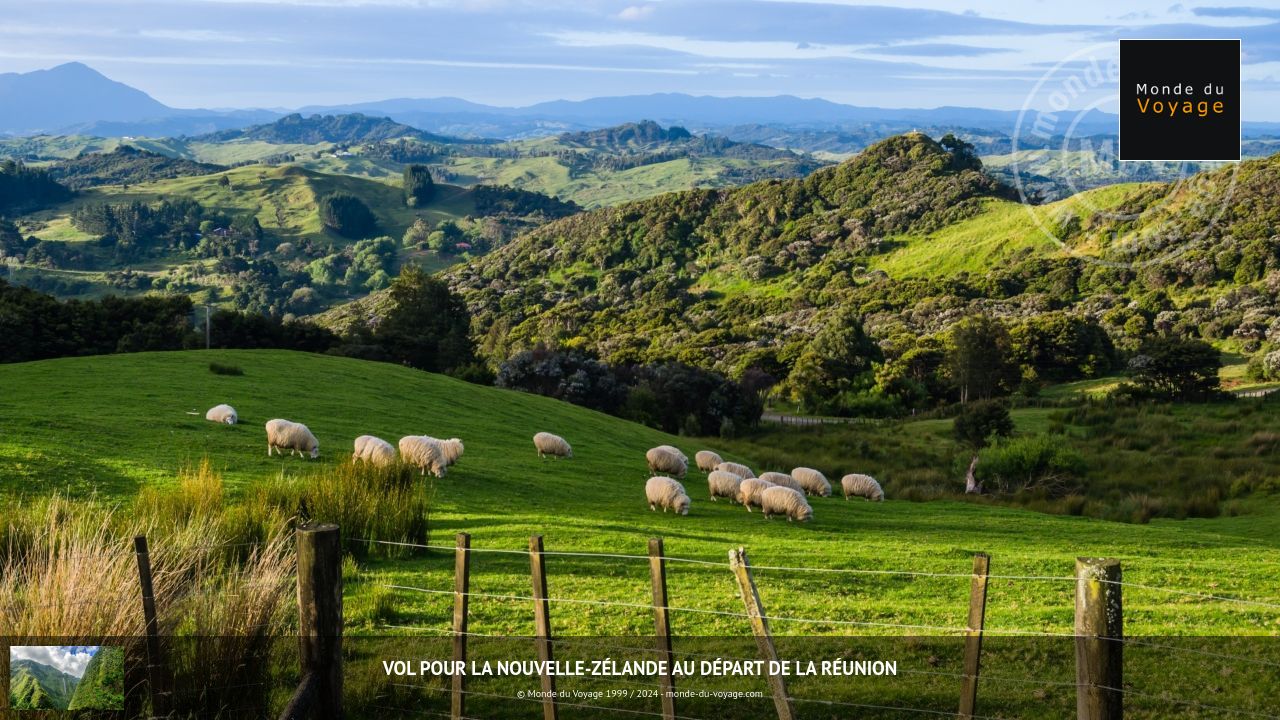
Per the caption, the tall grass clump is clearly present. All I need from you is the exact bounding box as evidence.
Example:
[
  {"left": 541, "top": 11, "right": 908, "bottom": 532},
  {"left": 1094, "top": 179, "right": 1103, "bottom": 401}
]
[{"left": 249, "top": 460, "right": 431, "bottom": 558}]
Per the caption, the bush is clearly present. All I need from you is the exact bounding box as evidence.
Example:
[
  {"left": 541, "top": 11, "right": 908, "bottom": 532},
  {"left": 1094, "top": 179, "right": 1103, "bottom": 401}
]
[
  {"left": 971, "top": 435, "right": 1087, "bottom": 496},
  {"left": 318, "top": 191, "right": 378, "bottom": 239}
]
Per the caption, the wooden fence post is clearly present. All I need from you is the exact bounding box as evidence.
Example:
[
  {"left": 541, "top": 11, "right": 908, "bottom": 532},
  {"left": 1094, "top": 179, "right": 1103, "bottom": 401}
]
[
  {"left": 133, "top": 535, "right": 170, "bottom": 717},
  {"left": 452, "top": 533, "right": 471, "bottom": 720},
  {"left": 296, "top": 523, "right": 343, "bottom": 720},
  {"left": 958, "top": 552, "right": 990, "bottom": 719},
  {"left": 1075, "top": 558, "right": 1122, "bottom": 720},
  {"left": 529, "top": 535, "right": 558, "bottom": 720},
  {"left": 648, "top": 538, "right": 677, "bottom": 720},
  {"left": 728, "top": 547, "right": 795, "bottom": 720}
]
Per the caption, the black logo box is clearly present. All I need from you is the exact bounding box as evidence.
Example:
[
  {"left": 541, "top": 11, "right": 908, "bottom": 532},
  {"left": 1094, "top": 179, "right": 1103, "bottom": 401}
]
[{"left": 1119, "top": 39, "right": 1241, "bottom": 162}]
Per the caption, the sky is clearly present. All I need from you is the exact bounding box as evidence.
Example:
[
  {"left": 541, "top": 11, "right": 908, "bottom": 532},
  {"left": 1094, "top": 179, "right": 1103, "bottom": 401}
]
[
  {"left": 0, "top": 0, "right": 1279, "bottom": 117},
  {"left": 10, "top": 645, "right": 99, "bottom": 678}
]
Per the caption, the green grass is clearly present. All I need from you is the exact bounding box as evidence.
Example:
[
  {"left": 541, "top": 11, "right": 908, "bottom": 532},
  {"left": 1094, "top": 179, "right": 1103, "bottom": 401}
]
[
  {"left": 1, "top": 349, "right": 1278, "bottom": 644},
  {"left": 869, "top": 184, "right": 1152, "bottom": 279}
]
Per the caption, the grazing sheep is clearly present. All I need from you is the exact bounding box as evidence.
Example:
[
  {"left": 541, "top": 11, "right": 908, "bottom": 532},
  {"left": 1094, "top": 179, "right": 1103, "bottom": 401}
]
[
  {"left": 695, "top": 450, "right": 723, "bottom": 473},
  {"left": 759, "top": 471, "right": 803, "bottom": 493},
  {"left": 716, "top": 461, "right": 756, "bottom": 479},
  {"left": 791, "top": 467, "right": 832, "bottom": 497},
  {"left": 707, "top": 470, "right": 743, "bottom": 503},
  {"left": 841, "top": 474, "right": 884, "bottom": 502},
  {"left": 399, "top": 435, "right": 449, "bottom": 477},
  {"left": 646, "top": 446, "right": 688, "bottom": 478},
  {"left": 760, "top": 486, "right": 813, "bottom": 522},
  {"left": 533, "top": 432, "right": 573, "bottom": 459},
  {"left": 656, "top": 445, "right": 689, "bottom": 463},
  {"left": 645, "top": 476, "right": 691, "bottom": 515},
  {"left": 737, "top": 478, "right": 776, "bottom": 512},
  {"left": 205, "top": 404, "right": 238, "bottom": 425},
  {"left": 439, "top": 438, "right": 465, "bottom": 466},
  {"left": 353, "top": 435, "right": 396, "bottom": 467},
  {"left": 265, "top": 419, "right": 319, "bottom": 459}
]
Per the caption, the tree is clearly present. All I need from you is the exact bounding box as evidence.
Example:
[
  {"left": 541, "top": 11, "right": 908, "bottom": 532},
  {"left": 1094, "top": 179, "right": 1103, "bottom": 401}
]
[
  {"left": 1127, "top": 336, "right": 1221, "bottom": 401},
  {"left": 787, "top": 307, "right": 881, "bottom": 412},
  {"left": 953, "top": 399, "right": 1014, "bottom": 493},
  {"left": 944, "top": 314, "right": 1020, "bottom": 403},
  {"left": 318, "top": 192, "right": 377, "bottom": 239},
  {"left": 373, "top": 265, "right": 476, "bottom": 372},
  {"left": 403, "top": 164, "right": 434, "bottom": 206}
]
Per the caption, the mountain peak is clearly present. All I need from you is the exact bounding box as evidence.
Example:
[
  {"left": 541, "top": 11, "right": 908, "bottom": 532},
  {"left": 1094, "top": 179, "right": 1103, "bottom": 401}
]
[{"left": 0, "top": 62, "right": 172, "bottom": 134}]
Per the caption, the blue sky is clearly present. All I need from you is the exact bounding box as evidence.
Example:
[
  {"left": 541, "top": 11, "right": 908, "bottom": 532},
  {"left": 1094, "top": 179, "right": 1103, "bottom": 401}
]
[{"left": 1, "top": 1, "right": 1278, "bottom": 117}]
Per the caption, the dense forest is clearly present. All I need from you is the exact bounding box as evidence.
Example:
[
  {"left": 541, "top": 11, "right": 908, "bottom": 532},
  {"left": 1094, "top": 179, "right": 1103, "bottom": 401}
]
[{"left": 0, "top": 159, "right": 72, "bottom": 214}]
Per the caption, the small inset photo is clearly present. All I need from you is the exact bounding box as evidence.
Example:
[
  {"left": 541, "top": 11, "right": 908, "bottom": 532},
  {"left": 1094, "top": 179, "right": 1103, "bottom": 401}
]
[{"left": 9, "top": 646, "right": 124, "bottom": 711}]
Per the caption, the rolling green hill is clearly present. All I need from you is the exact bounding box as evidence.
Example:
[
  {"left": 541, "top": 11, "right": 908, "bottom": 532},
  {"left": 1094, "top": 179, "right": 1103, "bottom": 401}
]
[
  {"left": 8, "top": 659, "right": 79, "bottom": 709},
  {"left": 1, "top": 348, "right": 1279, "bottom": 644}
]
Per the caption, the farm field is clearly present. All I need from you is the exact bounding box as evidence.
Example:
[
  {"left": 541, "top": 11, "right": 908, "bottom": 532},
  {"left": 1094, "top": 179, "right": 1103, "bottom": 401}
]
[{"left": 2, "top": 349, "right": 1278, "bottom": 643}]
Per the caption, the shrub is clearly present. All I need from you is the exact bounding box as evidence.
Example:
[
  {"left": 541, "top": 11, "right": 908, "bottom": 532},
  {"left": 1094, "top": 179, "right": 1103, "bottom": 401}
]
[{"left": 971, "top": 435, "right": 1087, "bottom": 496}]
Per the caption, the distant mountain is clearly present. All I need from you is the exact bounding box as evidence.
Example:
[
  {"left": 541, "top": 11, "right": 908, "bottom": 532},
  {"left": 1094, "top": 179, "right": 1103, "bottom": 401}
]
[
  {"left": 9, "top": 658, "right": 79, "bottom": 709},
  {"left": 560, "top": 120, "right": 694, "bottom": 148},
  {"left": 556, "top": 120, "right": 804, "bottom": 162},
  {"left": 0, "top": 63, "right": 172, "bottom": 134},
  {"left": 195, "top": 113, "right": 472, "bottom": 145},
  {"left": 49, "top": 145, "right": 225, "bottom": 189},
  {"left": 61, "top": 110, "right": 283, "bottom": 139}
]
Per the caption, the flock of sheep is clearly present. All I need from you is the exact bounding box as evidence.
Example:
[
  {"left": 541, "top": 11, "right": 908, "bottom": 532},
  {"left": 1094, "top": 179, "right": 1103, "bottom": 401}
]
[
  {"left": 641, "top": 446, "right": 883, "bottom": 523},
  {"left": 205, "top": 404, "right": 465, "bottom": 476},
  {"left": 203, "top": 407, "right": 882, "bottom": 524}
]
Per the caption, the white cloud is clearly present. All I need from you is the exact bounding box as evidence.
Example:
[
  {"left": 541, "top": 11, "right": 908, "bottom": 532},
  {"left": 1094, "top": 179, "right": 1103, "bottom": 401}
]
[
  {"left": 618, "top": 5, "right": 653, "bottom": 21},
  {"left": 10, "top": 646, "right": 98, "bottom": 679}
]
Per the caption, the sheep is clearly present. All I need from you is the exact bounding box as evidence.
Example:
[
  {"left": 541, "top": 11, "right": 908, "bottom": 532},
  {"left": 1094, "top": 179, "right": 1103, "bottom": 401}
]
[
  {"left": 760, "top": 486, "right": 813, "bottom": 522},
  {"left": 695, "top": 450, "right": 723, "bottom": 473},
  {"left": 841, "top": 473, "right": 884, "bottom": 502},
  {"left": 399, "top": 435, "right": 449, "bottom": 477},
  {"left": 265, "top": 419, "right": 319, "bottom": 459},
  {"left": 533, "top": 432, "right": 573, "bottom": 459},
  {"left": 791, "top": 467, "right": 832, "bottom": 497},
  {"left": 716, "top": 461, "right": 756, "bottom": 479},
  {"left": 439, "top": 438, "right": 465, "bottom": 466},
  {"left": 759, "top": 471, "right": 804, "bottom": 493},
  {"left": 737, "top": 477, "right": 776, "bottom": 512},
  {"left": 353, "top": 435, "right": 396, "bottom": 467},
  {"left": 645, "top": 476, "right": 691, "bottom": 516},
  {"left": 646, "top": 446, "right": 688, "bottom": 478},
  {"left": 656, "top": 445, "right": 688, "bottom": 463},
  {"left": 707, "top": 470, "right": 743, "bottom": 503},
  {"left": 205, "top": 404, "right": 238, "bottom": 425}
]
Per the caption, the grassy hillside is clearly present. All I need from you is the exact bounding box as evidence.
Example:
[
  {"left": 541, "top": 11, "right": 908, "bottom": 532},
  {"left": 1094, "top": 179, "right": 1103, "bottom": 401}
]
[
  {"left": 66, "top": 646, "right": 124, "bottom": 711},
  {"left": 2, "top": 349, "right": 1278, "bottom": 643},
  {"left": 8, "top": 660, "right": 78, "bottom": 709}
]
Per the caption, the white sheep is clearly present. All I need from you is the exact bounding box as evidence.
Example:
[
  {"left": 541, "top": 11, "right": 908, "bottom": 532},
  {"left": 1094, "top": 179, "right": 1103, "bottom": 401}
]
[
  {"left": 265, "top": 419, "right": 319, "bottom": 459},
  {"left": 760, "top": 486, "right": 813, "bottom": 522},
  {"left": 533, "top": 432, "right": 573, "bottom": 459},
  {"left": 645, "top": 476, "right": 691, "bottom": 515},
  {"left": 399, "top": 435, "right": 449, "bottom": 477},
  {"left": 716, "top": 461, "right": 755, "bottom": 479},
  {"left": 841, "top": 473, "right": 884, "bottom": 502},
  {"left": 205, "top": 404, "right": 238, "bottom": 425},
  {"left": 737, "top": 477, "right": 776, "bottom": 512},
  {"left": 695, "top": 450, "right": 723, "bottom": 473},
  {"left": 656, "top": 445, "right": 689, "bottom": 463},
  {"left": 439, "top": 438, "right": 465, "bottom": 466},
  {"left": 791, "top": 467, "right": 832, "bottom": 497},
  {"left": 646, "top": 446, "right": 688, "bottom": 478},
  {"left": 759, "top": 471, "right": 804, "bottom": 493},
  {"left": 353, "top": 435, "right": 396, "bottom": 467},
  {"left": 707, "top": 470, "right": 743, "bottom": 503}
]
